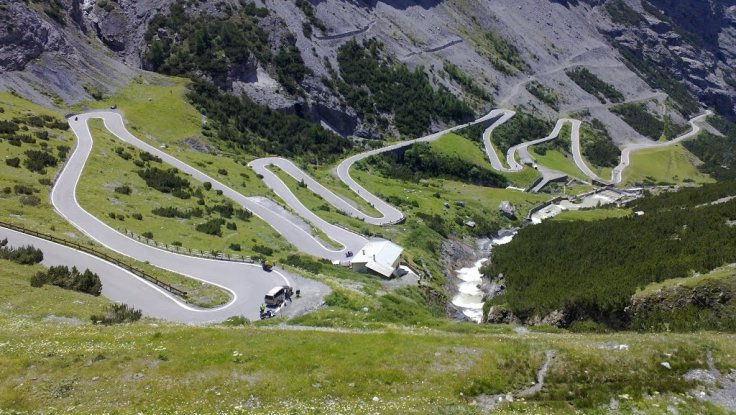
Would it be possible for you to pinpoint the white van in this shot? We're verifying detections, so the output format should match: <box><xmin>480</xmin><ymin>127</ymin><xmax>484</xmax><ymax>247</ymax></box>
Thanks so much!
<box><xmin>264</xmin><ymin>286</ymin><xmax>286</xmax><ymax>307</ymax></box>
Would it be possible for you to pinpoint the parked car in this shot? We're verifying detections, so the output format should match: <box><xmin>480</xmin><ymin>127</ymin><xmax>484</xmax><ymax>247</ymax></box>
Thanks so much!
<box><xmin>264</xmin><ymin>286</ymin><xmax>286</xmax><ymax>307</ymax></box>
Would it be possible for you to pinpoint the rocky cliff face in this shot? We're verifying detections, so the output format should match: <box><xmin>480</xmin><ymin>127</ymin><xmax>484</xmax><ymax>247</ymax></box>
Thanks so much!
<box><xmin>595</xmin><ymin>0</ymin><xmax>736</xmax><ymax>118</ymax></box>
<box><xmin>1</xmin><ymin>0</ymin><xmax>734</xmax><ymax>137</ymax></box>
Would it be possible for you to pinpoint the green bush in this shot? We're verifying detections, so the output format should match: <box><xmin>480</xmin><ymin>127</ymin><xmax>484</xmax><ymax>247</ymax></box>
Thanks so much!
<box><xmin>282</xmin><ymin>254</ymin><xmax>323</xmax><ymax>274</ymax></box>
<box><xmin>142</xmin><ymin>231</ymin><xmax>154</xmax><ymax>239</ymax></box>
<box><xmin>23</xmin><ymin>150</ymin><xmax>58</xmax><ymax>174</ymax></box>
<box><xmin>138</xmin><ymin>167</ymin><xmax>190</xmax><ymax>195</ymax></box>
<box><xmin>13</xmin><ymin>184</ymin><xmax>36</xmax><ymax>195</ymax></box>
<box><xmin>114</xmin><ymin>185</ymin><xmax>132</xmax><ymax>195</ymax></box>
<box><xmin>195</xmin><ymin>218</ymin><xmax>225</xmax><ymax>236</ymax></box>
<box><xmin>139</xmin><ymin>152</ymin><xmax>162</xmax><ymax>163</ymax></box>
<box><xmin>482</xmin><ymin>31</ymin><xmax>528</xmax><ymax>74</ymax></box>
<box><xmin>91</xmin><ymin>303</ymin><xmax>142</xmax><ymax>325</ymax></box>
<box><xmin>566</xmin><ymin>67</ymin><xmax>624</xmax><ymax>104</ymax></box>
<box><xmin>525</xmin><ymin>81</ymin><xmax>559</xmax><ymax>110</ymax></box>
<box><xmin>252</xmin><ymin>244</ymin><xmax>273</xmax><ymax>256</ymax></box>
<box><xmin>369</xmin><ymin>143</ymin><xmax>508</xmax><ymax>188</ymax></box>
<box><xmin>492</xmin><ymin>111</ymin><xmax>553</xmax><ymax>152</ymax></box>
<box><xmin>0</xmin><ymin>243</ymin><xmax>44</xmax><ymax>265</ymax></box>
<box><xmin>152</xmin><ymin>206</ymin><xmax>203</xmax><ymax>219</ymax></box>
<box><xmin>610</xmin><ymin>103</ymin><xmax>664</xmax><ymax>140</ymax></box>
<box><xmin>443</xmin><ymin>61</ymin><xmax>492</xmax><ymax>102</ymax></box>
<box><xmin>336</xmin><ymin>39</ymin><xmax>473</xmax><ymax>137</ymax></box>
<box><xmin>5</xmin><ymin>157</ymin><xmax>20</xmax><ymax>168</ymax></box>
<box><xmin>484</xmin><ymin>183</ymin><xmax>736</xmax><ymax>328</ymax></box>
<box><xmin>31</xmin><ymin>265</ymin><xmax>102</xmax><ymax>296</ymax></box>
<box><xmin>19</xmin><ymin>195</ymin><xmax>40</xmax><ymax>206</ymax></box>
<box><xmin>581</xmin><ymin>119</ymin><xmax>620</xmax><ymax>168</ymax></box>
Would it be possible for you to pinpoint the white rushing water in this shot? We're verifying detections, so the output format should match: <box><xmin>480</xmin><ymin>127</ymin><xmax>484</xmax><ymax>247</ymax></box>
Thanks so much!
<box><xmin>452</xmin><ymin>233</ymin><xmax>516</xmax><ymax>323</ymax></box>
<box><xmin>452</xmin><ymin>190</ymin><xmax>628</xmax><ymax>322</ymax></box>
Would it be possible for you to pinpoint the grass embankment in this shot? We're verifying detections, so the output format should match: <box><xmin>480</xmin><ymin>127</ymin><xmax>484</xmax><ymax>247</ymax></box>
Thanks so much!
<box><xmin>550</xmin><ymin>208</ymin><xmax>632</xmax><ymax>222</ymax></box>
<box><xmin>530</xmin><ymin>148</ymin><xmax>586</xmax><ymax>180</ymax></box>
<box><xmin>623</xmin><ymin>144</ymin><xmax>713</xmax><ymax>186</ymax></box>
<box><xmin>77</xmin><ymin>119</ymin><xmax>293</xmax><ymax>259</ymax></box>
<box><xmin>348</xmin><ymin>132</ymin><xmax>548</xmax><ymax>279</ymax></box>
<box><xmin>0</xmin><ymin>92</ymin><xmax>229</xmax><ymax>308</ymax></box>
<box><xmin>0</xmin><ymin>260</ymin><xmax>734</xmax><ymax>414</ymax></box>
<box><xmin>432</xmin><ymin>132</ymin><xmax>541</xmax><ymax>188</ymax></box>
<box><xmin>630</xmin><ymin>264</ymin><xmax>736</xmax><ymax>332</ymax></box>
<box><xmin>485</xmin><ymin>182</ymin><xmax>736</xmax><ymax>328</ymax></box>
<box><xmin>268</xmin><ymin>166</ymin><xmax>384</xmax><ymax>236</ymax></box>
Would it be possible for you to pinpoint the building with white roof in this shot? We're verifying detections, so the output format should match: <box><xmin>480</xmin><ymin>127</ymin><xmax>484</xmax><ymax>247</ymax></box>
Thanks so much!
<box><xmin>351</xmin><ymin>240</ymin><xmax>403</xmax><ymax>278</ymax></box>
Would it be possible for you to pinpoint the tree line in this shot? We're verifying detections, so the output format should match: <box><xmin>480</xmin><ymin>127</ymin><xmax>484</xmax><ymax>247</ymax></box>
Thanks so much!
<box><xmin>484</xmin><ymin>182</ymin><xmax>736</xmax><ymax>328</ymax></box>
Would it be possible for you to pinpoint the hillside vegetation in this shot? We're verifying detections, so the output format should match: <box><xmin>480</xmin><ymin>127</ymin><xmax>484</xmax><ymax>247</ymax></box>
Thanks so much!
<box><xmin>491</xmin><ymin>111</ymin><xmax>554</xmax><ymax>153</ymax></box>
<box><xmin>335</xmin><ymin>39</ymin><xmax>473</xmax><ymax>137</ymax></box>
<box><xmin>484</xmin><ymin>182</ymin><xmax>736</xmax><ymax>328</ymax></box>
<box><xmin>565</xmin><ymin>67</ymin><xmax>624</xmax><ymax>104</ymax></box>
<box><xmin>1</xmin><ymin>256</ymin><xmax>735</xmax><ymax>414</ymax></box>
<box><xmin>684</xmin><ymin>115</ymin><xmax>736</xmax><ymax>180</ymax></box>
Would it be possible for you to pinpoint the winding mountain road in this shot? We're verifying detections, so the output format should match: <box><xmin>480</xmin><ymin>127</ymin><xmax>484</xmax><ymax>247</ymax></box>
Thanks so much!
<box><xmin>571</xmin><ymin>110</ymin><xmax>713</xmax><ymax>184</ymax></box>
<box><xmin>0</xmin><ymin>104</ymin><xmax>711</xmax><ymax>323</ymax></box>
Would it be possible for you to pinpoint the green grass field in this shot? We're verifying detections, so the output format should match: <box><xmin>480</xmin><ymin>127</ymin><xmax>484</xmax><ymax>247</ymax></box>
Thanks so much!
<box><xmin>635</xmin><ymin>264</ymin><xmax>736</xmax><ymax>299</ymax></box>
<box><xmin>76</xmin><ymin>119</ymin><xmax>294</xmax><ymax>259</ymax></box>
<box><xmin>431</xmin><ymin>132</ymin><xmax>492</xmax><ymax>167</ymax></box>
<box><xmin>551</xmin><ymin>208</ymin><xmax>632</xmax><ymax>222</ymax></box>
<box><xmin>0</xmin><ymin>92</ymin><xmax>232</xmax><ymax>308</ymax></box>
<box><xmin>430</xmin><ymin>133</ymin><xmax>540</xmax><ymax>188</ymax></box>
<box><xmin>529</xmin><ymin>148</ymin><xmax>587</xmax><ymax>180</ymax></box>
<box><xmin>1</xmin><ymin>259</ymin><xmax>734</xmax><ymax>414</ymax></box>
<box><xmin>623</xmin><ymin>144</ymin><xmax>713</xmax><ymax>186</ymax></box>
<box><xmin>268</xmin><ymin>165</ymin><xmax>384</xmax><ymax>237</ymax></box>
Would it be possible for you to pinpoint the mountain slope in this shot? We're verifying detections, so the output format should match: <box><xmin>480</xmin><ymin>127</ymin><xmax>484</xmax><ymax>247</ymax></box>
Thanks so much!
<box><xmin>3</xmin><ymin>0</ymin><xmax>733</xmax><ymax>143</ymax></box>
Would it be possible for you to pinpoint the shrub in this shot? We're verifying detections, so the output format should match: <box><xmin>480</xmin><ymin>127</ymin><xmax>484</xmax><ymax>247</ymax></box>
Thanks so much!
<box><xmin>38</xmin><ymin>178</ymin><xmax>52</xmax><ymax>186</ymax></box>
<box><xmin>566</xmin><ymin>67</ymin><xmax>624</xmax><ymax>104</ymax></box>
<box><xmin>252</xmin><ymin>244</ymin><xmax>273</xmax><ymax>256</ymax></box>
<box><xmin>142</xmin><ymin>231</ymin><xmax>154</xmax><ymax>239</ymax></box>
<box><xmin>23</xmin><ymin>150</ymin><xmax>58</xmax><ymax>174</ymax></box>
<box><xmin>226</xmin><ymin>222</ymin><xmax>237</xmax><ymax>230</ymax></box>
<box><xmin>0</xmin><ymin>244</ymin><xmax>44</xmax><ymax>265</ymax></box>
<box><xmin>223</xmin><ymin>315</ymin><xmax>250</xmax><ymax>326</ymax></box>
<box><xmin>139</xmin><ymin>152</ymin><xmax>162</xmax><ymax>163</ymax></box>
<box><xmin>19</xmin><ymin>195</ymin><xmax>40</xmax><ymax>206</ymax></box>
<box><xmin>0</xmin><ymin>120</ymin><xmax>19</xmax><ymax>134</ymax></box>
<box><xmin>31</xmin><ymin>265</ymin><xmax>102</xmax><ymax>296</ymax></box>
<box><xmin>203</xmin><ymin>182</ymin><xmax>212</xmax><ymax>191</ymax></box>
<box><xmin>218</xmin><ymin>168</ymin><xmax>228</xmax><ymax>176</ymax></box>
<box><xmin>195</xmin><ymin>218</ymin><xmax>225</xmax><ymax>236</ymax></box>
<box><xmin>138</xmin><ymin>167</ymin><xmax>190</xmax><ymax>194</ymax></box>
<box><xmin>229</xmin><ymin>243</ymin><xmax>241</xmax><ymax>251</ymax></box>
<box><xmin>152</xmin><ymin>206</ymin><xmax>202</xmax><ymax>219</ymax></box>
<box><xmin>114</xmin><ymin>185</ymin><xmax>132</xmax><ymax>195</ymax></box>
<box><xmin>132</xmin><ymin>213</ymin><xmax>143</xmax><ymax>220</ymax></box>
<box><xmin>57</xmin><ymin>145</ymin><xmax>70</xmax><ymax>159</ymax></box>
<box><xmin>91</xmin><ymin>303</ymin><xmax>142</xmax><ymax>325</ymax></box>
<box><xmin>13</xmin><ymin>184</ymin><xmax>36</xmax><ymax>195</ymax></box>
<box><xmin>114</xmin><ymin>147</ymin><xmax>132</xmax><ymax>160</ymax></box>
<box><xmin>525</xmin><ymin>81</ymin><xmax>559</xmax><ymax>110</ymax></box>
<box><xmin>610</xmin><ymin>103</ymin><xmax>664</xmax><ymax>140</ymax></box>
<box><xmin>5</xmin><ymin>157</ymin><xmax>20</xmax><ymax>168</ymax></box>
<box><xmin>282</xmin><ymin>254</ymin><xmax>323</xmax><ymax>274</ymax></box>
